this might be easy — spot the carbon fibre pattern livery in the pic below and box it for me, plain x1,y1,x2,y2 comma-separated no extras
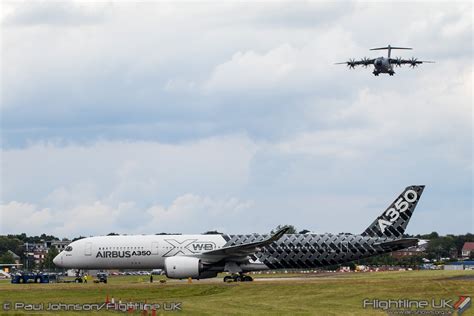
222,185,424,270
223,233,408,269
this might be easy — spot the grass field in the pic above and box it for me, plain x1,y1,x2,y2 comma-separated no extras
1,270,473,315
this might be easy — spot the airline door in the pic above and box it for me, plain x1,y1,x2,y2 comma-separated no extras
85,242,92,256
151,242,159,255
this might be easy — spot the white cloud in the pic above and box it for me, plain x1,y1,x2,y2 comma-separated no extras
2,135,257,203
1,124,472,237
0,194,252,237
1,202,54,233
204,45,296,93
0,135,259,236
1,1,107,27
143,194,253,233
202,28,356,94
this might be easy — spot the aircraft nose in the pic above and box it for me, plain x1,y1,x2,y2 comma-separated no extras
53,254,62,267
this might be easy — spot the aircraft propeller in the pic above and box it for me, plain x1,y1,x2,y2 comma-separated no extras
347,58,356,69
394,57,402,67
409,57,418,68
361,57,370,68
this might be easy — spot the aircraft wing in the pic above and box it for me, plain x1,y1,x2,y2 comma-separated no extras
389,58,435,67
194,226,289,263
335,58,375,68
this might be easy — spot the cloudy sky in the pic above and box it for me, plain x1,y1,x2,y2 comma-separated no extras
1,1,472,238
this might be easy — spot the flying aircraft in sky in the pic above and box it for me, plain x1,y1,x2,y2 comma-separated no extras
336,45,434,76
54,185,425,282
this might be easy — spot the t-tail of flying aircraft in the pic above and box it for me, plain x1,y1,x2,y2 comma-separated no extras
370,45,412,58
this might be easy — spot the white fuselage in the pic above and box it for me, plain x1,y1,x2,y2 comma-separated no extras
53,235,228,269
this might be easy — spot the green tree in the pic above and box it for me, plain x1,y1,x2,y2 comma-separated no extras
425,232,439,239
203,230,223,235
426,236,456,260
0,252,14,264
44,246,59,271
0,236,23,255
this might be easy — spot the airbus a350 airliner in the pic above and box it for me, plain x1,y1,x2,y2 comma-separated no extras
54,185,425,282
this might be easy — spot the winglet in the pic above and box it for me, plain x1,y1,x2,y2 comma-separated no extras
267,226,290,243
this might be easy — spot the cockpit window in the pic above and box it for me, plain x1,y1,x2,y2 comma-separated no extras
65,246,73,252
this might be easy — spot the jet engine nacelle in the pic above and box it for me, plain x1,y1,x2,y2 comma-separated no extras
164,257,219,279
164,256,201,279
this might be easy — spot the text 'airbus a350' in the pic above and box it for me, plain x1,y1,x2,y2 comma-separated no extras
54,185,425,282
336,45,434,76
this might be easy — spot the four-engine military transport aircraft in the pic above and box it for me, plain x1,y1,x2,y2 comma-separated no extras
54,185,425,282
336,45,434,76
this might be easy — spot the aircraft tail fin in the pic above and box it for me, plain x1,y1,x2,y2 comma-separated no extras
362,185,425,238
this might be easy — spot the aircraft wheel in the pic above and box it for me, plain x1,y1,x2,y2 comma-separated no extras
233,275,242,282
223,276,232,282
242,275,253,282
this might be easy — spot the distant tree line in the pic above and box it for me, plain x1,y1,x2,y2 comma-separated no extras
407,232,474,260
0,236,24,259
8,233,61,243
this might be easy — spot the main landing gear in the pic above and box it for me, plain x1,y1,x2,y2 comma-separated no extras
372,71,379,76
223,273,253,282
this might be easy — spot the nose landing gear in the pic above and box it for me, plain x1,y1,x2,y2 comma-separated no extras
74,269,85,283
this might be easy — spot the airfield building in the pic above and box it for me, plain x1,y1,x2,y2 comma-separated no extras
50,240,71,252
444,261,474,271
390,243,427,259
461,242,474,258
